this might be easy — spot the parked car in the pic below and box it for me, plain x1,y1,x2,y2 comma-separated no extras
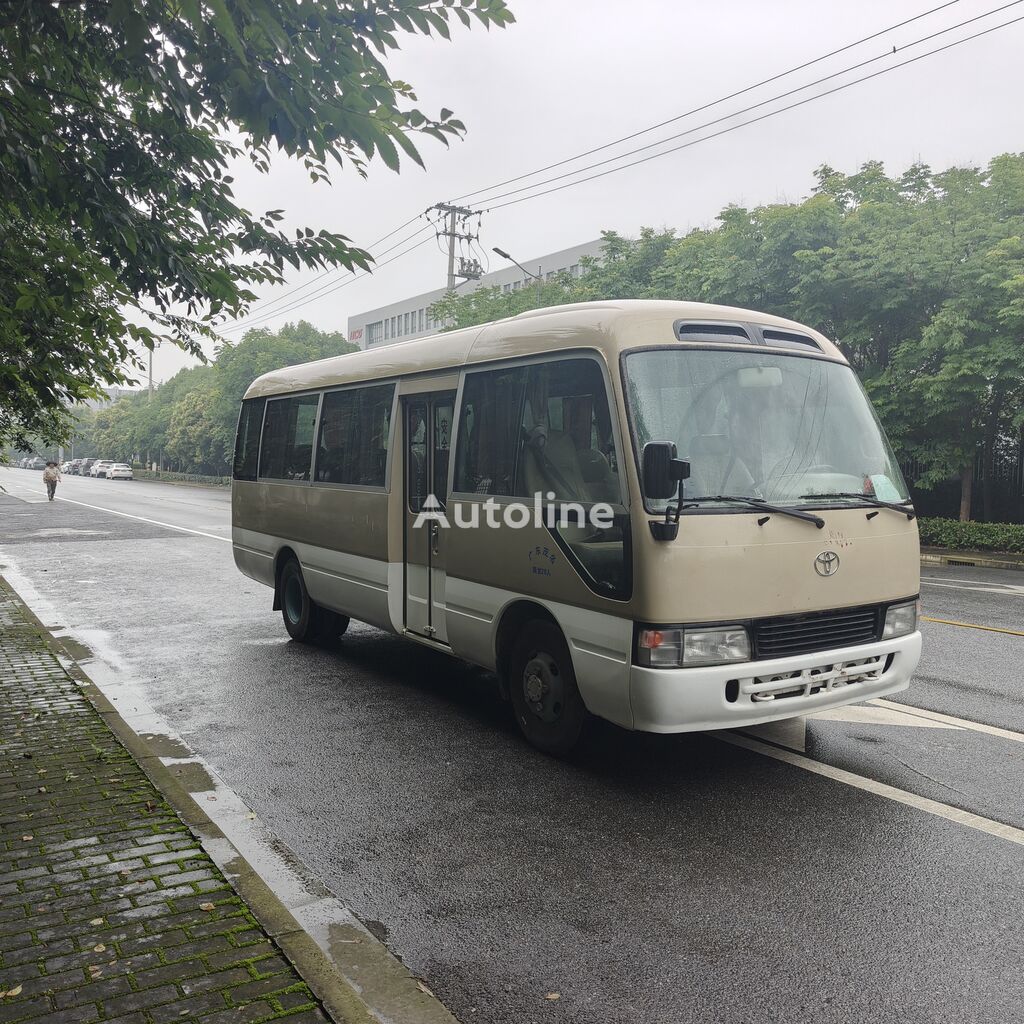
91,460,114,478
27,457,45,470
107,463,133,481
78,459,96,476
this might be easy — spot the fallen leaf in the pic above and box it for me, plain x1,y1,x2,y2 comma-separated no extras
416,980,435,997
21,835,33,842
93,944,106,953
89,918,104,926
545,992,561,1001
1,985,24,998
37,786,47,793
199,902,215,912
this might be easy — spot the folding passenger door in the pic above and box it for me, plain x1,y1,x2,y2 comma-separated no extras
403,391,456,641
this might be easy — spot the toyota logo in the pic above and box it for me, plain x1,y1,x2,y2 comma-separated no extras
814,550,840,577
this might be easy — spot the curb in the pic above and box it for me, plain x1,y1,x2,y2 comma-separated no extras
1,576,461,1024
920,549,1024,572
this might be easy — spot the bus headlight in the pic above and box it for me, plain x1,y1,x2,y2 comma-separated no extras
637,626,750,668
883,600,919,638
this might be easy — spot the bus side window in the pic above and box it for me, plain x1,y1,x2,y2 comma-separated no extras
259,394,319,481
316,384,394,487
453,368,527,496
233,398,265,481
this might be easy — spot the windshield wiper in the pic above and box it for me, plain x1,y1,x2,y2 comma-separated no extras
799,492,915,520
682,495,824,529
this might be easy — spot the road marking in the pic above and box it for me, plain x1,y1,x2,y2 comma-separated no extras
52,496,230,543
716,729,1024,848
922,615,1024,637
810,704,961,729
921,580,1024,596
871,699,1024,745
922,573,1024,588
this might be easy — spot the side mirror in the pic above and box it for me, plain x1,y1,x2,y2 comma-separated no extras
642,441,690,501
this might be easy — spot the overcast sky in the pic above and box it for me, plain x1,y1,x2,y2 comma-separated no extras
149,0,1024,382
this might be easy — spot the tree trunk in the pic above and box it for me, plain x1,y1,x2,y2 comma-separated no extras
959,457,974,522
982,437,994,524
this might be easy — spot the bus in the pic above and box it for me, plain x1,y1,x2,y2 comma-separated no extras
232,300,921,755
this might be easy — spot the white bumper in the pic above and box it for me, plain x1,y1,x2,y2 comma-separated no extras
629,631,921,733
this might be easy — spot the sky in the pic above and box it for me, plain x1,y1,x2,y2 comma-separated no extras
147,0,1024,383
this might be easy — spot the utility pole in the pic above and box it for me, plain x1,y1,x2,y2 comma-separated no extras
147,341,162,398
429,203,481,291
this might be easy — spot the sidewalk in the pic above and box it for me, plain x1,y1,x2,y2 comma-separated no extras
0,581,330,1024
920,547,1024,572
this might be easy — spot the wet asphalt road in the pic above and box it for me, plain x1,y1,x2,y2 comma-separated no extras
1,467,1023,1024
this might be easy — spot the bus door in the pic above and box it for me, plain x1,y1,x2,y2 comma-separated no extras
403,392,455,641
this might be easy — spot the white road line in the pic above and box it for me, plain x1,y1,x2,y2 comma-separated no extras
716,730,1024,848
922,573,1024,587
52,496,230,543
921,580,1024,596
870,699,1024,744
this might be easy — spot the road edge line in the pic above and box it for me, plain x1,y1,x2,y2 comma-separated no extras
714,729,1024,848
52,494,232,542
0,573,462,1024
870,698,1024,744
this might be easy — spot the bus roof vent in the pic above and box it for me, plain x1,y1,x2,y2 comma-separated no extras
674,321,752,344
761,329,821,351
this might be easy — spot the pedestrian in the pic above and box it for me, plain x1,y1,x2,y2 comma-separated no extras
42,460,60,502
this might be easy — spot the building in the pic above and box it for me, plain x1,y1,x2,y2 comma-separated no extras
347,239,604,350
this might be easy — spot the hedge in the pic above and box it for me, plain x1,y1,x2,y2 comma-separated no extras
133,468,231,487
918,517,1024,554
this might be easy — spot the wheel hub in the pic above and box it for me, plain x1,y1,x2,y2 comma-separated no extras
522,653,563,723
284,575,303,623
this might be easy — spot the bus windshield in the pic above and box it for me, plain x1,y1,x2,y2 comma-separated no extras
623,348,909,509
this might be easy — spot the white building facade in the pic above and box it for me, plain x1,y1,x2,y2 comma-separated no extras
347,239,604,350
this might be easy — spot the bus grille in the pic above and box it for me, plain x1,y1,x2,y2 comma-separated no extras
752,605,882,659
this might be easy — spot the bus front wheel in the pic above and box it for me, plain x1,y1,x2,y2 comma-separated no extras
509,621,588,757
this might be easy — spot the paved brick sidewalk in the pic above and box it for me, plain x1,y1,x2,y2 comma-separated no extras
0,582,330,1024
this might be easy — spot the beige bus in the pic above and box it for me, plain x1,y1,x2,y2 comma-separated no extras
232,300,921,754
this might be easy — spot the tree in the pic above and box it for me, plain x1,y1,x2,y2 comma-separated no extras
78,320,356,475
0,0,514,449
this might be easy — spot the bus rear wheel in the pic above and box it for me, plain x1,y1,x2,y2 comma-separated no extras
279,558,350,644
509,620,588,757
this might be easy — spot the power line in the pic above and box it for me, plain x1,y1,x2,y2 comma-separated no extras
223,2,965,325
481,9,1024,213
474,1,1023,210
225,211,427,325
220,223,433,333
450,0,963,205
218,230,435,335
218,1,1020,328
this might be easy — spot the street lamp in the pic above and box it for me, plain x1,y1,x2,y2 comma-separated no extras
492,247,542,282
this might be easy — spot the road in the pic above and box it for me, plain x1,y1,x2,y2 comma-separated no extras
2,466,1023,1024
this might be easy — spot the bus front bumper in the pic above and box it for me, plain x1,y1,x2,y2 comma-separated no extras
629,631,921,733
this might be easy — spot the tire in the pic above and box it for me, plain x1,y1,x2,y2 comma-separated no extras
508,620,589,757
279,558,350,644
279,558,318,643
315,608,351,643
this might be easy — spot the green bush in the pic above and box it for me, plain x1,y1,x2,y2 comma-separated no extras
918,517,1024,554
133,469,230,488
